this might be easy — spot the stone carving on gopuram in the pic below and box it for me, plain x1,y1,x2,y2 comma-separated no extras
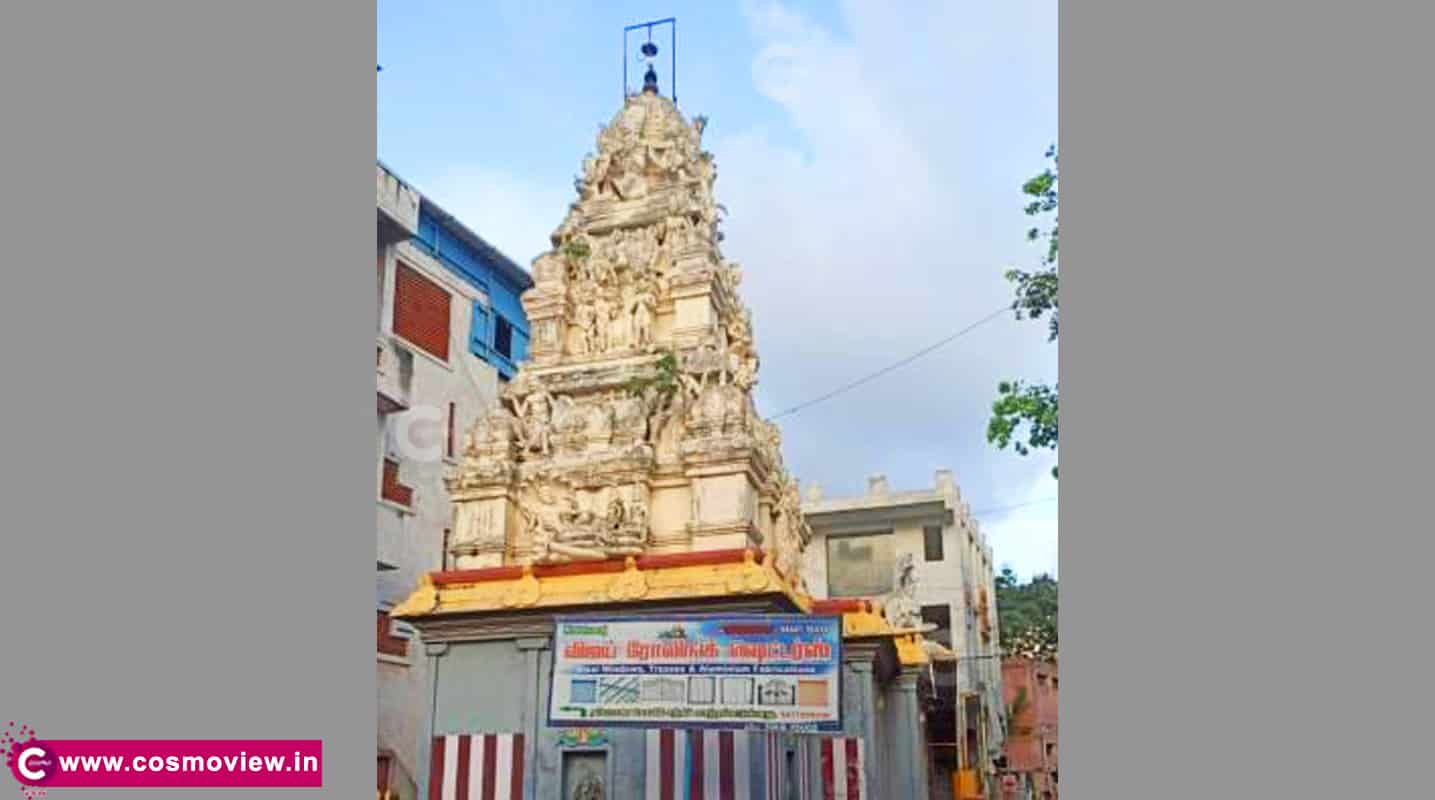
444,80,811,588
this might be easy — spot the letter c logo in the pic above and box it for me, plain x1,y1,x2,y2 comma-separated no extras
17,746,50,781
391,405,443,462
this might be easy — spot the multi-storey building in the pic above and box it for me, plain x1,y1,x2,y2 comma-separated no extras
375,162,532,800
802,470,1004,800
999,658,1058,800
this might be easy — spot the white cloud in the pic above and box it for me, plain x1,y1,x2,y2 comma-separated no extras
710,1,1059,576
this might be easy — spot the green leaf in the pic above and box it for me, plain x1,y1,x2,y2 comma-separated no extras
990,145,1059,475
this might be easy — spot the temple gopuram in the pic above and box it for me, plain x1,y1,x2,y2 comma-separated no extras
393,55,938,800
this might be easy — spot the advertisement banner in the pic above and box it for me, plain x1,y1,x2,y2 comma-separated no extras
548,615,843,732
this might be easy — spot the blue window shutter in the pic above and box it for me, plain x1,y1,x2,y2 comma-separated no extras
470,301,490,358
415,211,438,252
489,279,529,337
511,327,529,363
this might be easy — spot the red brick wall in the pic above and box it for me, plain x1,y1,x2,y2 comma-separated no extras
392,262,450,361
1002,657,1058,789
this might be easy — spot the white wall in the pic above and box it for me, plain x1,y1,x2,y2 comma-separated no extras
799,476,1007,760
376,238,503,796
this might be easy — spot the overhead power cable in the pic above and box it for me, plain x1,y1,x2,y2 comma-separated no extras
969,496,1058,519
768,305,1012,420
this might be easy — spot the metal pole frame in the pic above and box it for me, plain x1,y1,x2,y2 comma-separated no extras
622,17,677,103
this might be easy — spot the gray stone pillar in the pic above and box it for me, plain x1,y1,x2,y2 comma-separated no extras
516,637,550,800
417,641,449,800
886,666,930,800
842,646,881,800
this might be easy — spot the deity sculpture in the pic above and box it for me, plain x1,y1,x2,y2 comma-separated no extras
882,553,922,629
733,353,759,391
606,298,627,352
509,387,554,456
520,483,567,560
574,303,599,356
606,492,626,529
682,342,728,392
629,282,656,350
571,773,603,800
591,293,612,353
518,479,650,565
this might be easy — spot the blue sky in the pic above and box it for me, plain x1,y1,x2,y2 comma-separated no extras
379,0,1058,579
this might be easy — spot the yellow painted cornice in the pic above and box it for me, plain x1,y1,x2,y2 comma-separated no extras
391,549,813,619
391,551,932,666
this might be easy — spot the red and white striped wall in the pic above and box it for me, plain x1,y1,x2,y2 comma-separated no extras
645,729,756,800
818,737,866,800
428,733,524,800
644,731,864,800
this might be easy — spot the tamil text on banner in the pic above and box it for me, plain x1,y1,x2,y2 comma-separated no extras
549,615,842,732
